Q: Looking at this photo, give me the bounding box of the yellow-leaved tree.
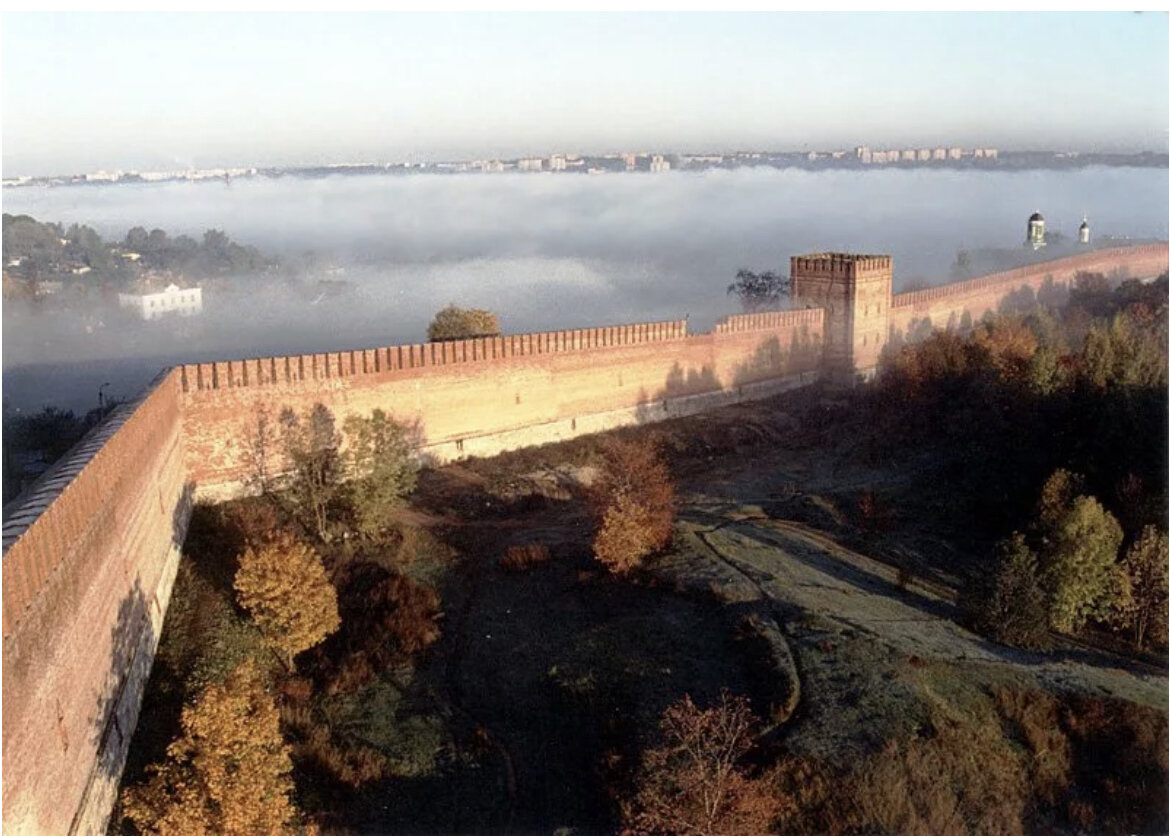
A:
[121,660,300,835]
[234,532,340,669]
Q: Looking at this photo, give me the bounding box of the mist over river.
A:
[3,166,1167,413]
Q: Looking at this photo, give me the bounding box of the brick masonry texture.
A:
[0,244,1164,835]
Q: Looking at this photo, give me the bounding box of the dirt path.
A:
[678,497,1168,710]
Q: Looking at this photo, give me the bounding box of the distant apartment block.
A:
[650,154,671,173]
[548,155,568,171]
[948,147,963,160]
[517,158,543,172]
[621,153,638,171]
[118,283,203,320]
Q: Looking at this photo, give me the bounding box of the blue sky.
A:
[2,12,1167,176]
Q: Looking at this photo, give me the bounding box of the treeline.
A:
[863,270,1168,651]
[2,213,273,289]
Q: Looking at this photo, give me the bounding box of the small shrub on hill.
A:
[499,543,552,572]
[322,562,443,693]
[622,690,781,835]
[588,437,676,573]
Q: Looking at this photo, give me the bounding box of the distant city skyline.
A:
[3,11,1167,177]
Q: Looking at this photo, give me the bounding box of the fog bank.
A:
[4,166,1167,413]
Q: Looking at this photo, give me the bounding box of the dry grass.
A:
[847,713,1028,835]
[281,701,387,788]
[992,686,1072,806]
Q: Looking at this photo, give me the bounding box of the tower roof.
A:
[1079,218,1090,230]
[1029,211,1044,223]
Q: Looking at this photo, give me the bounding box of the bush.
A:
[499,543,551,572]
[589,437,676,573]
[323,563,443,693]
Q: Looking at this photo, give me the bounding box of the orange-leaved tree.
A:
[121,660,301,835]
[589,436,676,573]
[622,689,780,835]
[234,532,340,670]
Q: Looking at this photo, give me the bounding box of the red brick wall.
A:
[1,370,192,835]
[2,244,1164,834]
[180,313,825,499]
[889,244,1169,340]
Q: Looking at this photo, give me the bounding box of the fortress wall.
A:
[1,370,192,836]
[889,244,1169,339]
[181,311,824,500]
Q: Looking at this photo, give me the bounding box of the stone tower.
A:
[790,252,892,382]
[1079,216,1090,245]
[1027,211,1046,249]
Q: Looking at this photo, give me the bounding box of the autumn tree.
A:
[426,304,500,341]
[589,437,676,573]
[1040,494,1125,633]
[121,660,300,835]
[234,532,340,669]
[278,403,342,540]
[971,315,1039,384]
[623,690,780,835]
[342,409,419,537]
[1115,526,1169,649]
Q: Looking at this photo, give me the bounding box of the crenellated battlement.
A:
[177,319,688,393]
[790,252,893,276]
[712,308,824,334]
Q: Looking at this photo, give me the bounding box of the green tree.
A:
[278,403,342,540]
[234,532,340,669]
[426,304,500,341]
[1115,526,1169,649]
[342,409,419,537]
[1041,495,1125,633]
[970,533,1050,649]
[121,660,300,835]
